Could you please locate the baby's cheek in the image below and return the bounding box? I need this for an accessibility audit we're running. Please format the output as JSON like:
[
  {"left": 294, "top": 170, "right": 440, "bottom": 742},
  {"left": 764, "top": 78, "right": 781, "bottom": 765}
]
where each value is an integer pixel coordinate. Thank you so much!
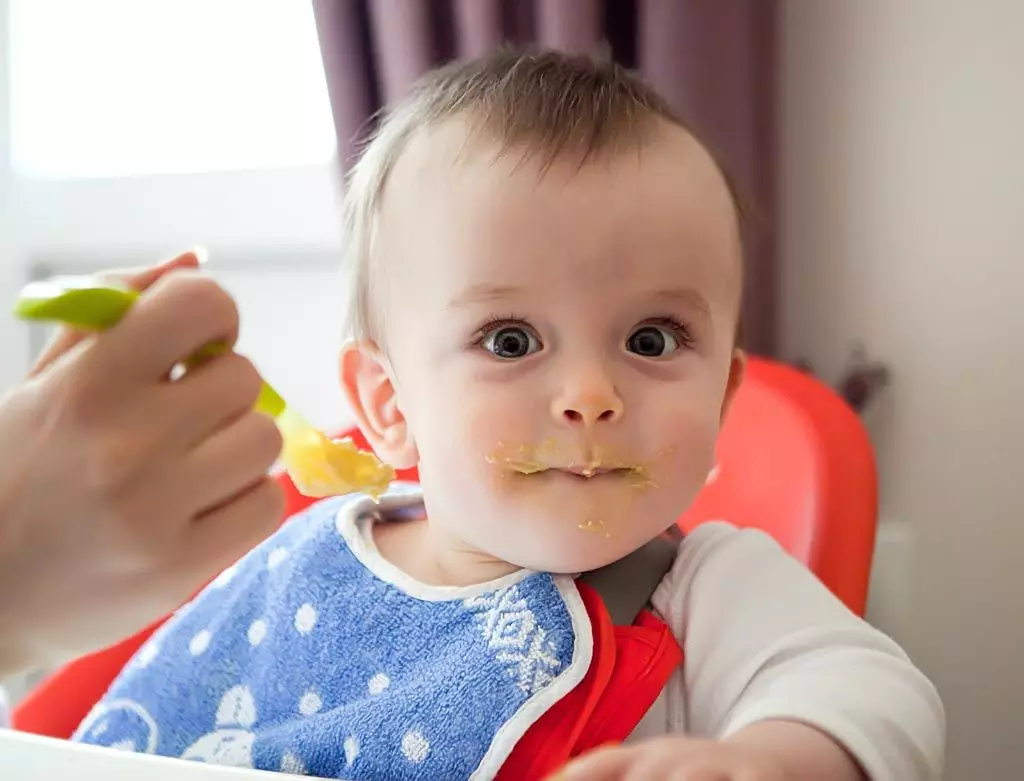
[
  {"left": 459, "top": 394, "right": 533, "bottom": 457},
  {"left": 414, "top": 400, "right": 515, "bottom": 493},
  {"left": 656, "top": 414, "right": 720, "bottom": 491}
]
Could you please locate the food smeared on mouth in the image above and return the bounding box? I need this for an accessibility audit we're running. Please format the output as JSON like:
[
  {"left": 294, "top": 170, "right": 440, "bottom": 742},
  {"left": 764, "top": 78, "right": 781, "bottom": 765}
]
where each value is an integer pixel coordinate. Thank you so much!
[{"left": 486, "top": 440, "right": 663, "bottom": 538}]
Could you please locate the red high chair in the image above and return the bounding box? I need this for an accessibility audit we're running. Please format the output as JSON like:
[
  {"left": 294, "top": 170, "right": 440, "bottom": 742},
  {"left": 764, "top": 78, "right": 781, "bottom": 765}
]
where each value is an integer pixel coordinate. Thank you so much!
[{"left": 12, "top": 357, "right": 878, "bottom": 741}]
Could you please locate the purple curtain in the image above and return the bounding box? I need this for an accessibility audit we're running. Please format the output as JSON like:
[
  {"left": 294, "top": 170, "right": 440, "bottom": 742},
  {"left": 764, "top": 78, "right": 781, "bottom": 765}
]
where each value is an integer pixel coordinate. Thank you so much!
[{"left": 312, "top": 0, "right": 778, "bottom": 356}]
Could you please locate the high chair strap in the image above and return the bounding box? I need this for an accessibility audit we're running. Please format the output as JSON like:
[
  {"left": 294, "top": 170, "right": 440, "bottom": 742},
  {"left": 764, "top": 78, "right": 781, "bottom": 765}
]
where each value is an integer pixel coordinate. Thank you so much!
[
  {"left": 496, "top": 582, "right": 685, "bottom": 780},
  {"left": 578, "top": 526, "right": 683, "bottom": 625}
]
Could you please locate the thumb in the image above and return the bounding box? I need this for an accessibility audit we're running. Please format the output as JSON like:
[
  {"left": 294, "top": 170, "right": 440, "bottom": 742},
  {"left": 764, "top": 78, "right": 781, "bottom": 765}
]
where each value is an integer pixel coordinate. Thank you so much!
[{"left": 28, "top": 248, "right": 206, "bottom": 378}]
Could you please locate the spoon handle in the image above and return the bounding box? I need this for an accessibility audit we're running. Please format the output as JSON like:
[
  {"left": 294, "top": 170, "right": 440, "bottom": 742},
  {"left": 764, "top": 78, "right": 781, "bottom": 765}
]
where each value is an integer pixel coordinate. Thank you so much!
[{"left": 16, "top": 275, "right": 289, "bottom": 418}]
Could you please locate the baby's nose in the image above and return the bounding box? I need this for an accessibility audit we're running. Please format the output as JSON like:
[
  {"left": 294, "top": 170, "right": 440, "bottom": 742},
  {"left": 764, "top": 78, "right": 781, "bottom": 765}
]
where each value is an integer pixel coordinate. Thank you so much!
[{"left": 553, "top": 388, "right": 624, "bottom": 428}]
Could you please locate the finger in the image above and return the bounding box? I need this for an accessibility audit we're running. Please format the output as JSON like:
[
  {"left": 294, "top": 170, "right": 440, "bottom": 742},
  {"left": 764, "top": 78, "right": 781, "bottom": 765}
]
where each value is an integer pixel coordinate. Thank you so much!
[
  {"left": 183, "top": 410, "right": 284, "bottom": 515},
  {"left": 88, "top": 270, "right": 240, "bottom": 382},
  {"left": 29, "top": 249, "right": 204, "bottom": 377},
  {"left": 160, "top": 352, "right": 265, "bottom": 450},
  {"left": 95, "top": 246, "right": 206, "bottom": 290},
  {"left": 554, "top": 745, "right": 635, "bottom": 780},
  {"left": 667, "top": 770, "right": 731, "bottom": 781},
  {"left": 183, "top": 476, "right": 286, "bottom": 577}
]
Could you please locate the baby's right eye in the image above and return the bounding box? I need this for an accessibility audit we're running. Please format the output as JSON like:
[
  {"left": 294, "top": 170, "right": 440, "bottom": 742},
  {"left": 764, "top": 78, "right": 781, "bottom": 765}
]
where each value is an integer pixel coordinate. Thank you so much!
[{"left": 480, "top": 323, "right": 542, "bottom": 359}]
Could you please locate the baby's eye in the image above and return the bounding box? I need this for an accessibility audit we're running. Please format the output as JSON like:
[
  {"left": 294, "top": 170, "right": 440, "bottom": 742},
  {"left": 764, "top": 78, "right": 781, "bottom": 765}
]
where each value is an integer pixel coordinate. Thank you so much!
[
  {"left": 481, "top": 324, "right": 542, "bottom": 359},
  {"left": 626, "top": 324, "right": 681, "bottom": 358}
]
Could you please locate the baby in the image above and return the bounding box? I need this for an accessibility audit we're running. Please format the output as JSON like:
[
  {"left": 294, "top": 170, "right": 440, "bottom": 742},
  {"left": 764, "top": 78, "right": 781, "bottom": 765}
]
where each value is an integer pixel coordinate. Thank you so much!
[{"left": 72, "top": 49, "right": 945, "bottom": 780}]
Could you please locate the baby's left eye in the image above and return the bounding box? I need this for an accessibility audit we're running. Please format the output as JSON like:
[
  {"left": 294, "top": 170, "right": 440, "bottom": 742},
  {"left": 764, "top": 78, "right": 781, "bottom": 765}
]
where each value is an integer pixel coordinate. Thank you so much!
[{"left": 626, "top": 325, "right": 680, "bottom": 358}]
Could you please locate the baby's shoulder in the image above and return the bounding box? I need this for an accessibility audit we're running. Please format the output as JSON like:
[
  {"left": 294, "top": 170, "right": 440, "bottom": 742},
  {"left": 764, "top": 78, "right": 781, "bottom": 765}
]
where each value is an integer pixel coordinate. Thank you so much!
[{"left": 652, "top": 520, "right": 795, "bottom": 609}]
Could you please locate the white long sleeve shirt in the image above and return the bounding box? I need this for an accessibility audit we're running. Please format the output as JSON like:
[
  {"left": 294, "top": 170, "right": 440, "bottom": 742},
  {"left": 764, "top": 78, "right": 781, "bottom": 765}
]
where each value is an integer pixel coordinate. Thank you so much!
[{"left": 630, "top": 521, "right": 945, "bottom": 780}]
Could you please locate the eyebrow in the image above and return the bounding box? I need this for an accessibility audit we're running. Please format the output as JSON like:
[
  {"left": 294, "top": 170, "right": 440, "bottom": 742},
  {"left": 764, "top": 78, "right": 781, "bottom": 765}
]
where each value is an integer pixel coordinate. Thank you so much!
[
  {"left": 653, "top": 287, "right": 712, "bottom": 319},
  {"left": 447, "top": 283, "right": 525, "bottom": 309}
]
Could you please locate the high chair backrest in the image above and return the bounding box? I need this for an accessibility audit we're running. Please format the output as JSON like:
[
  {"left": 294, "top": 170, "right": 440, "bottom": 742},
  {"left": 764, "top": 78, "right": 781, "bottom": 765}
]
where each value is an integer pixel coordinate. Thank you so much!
[
  {"left": 678, "top": 357, "right": 878, "bottom": 615},
  {"left": 12, "top": 357, "right": 877, "bottom": 739}
]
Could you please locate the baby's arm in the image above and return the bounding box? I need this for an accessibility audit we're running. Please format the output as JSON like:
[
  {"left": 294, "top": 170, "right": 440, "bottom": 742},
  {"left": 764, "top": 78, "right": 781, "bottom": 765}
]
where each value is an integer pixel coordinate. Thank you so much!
[
  {"left": 654, "top": 522, "right": 944, "bottom": 781},
  {"left": 727, "top": 719, "right": 866, "bottom": 780}
]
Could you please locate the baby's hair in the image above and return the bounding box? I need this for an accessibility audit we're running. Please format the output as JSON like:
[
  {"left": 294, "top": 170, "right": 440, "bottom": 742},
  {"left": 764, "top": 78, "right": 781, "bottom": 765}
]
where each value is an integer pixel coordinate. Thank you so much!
[{"left": 339, "top": 46, "right": 746, "bottom": 344}]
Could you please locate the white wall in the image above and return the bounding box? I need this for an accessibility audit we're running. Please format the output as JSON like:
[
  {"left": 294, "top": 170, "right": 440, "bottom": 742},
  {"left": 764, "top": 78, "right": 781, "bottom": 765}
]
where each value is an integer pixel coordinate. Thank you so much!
[{"left": 781, "top": 2, "right": 1024, "bottom": 778}]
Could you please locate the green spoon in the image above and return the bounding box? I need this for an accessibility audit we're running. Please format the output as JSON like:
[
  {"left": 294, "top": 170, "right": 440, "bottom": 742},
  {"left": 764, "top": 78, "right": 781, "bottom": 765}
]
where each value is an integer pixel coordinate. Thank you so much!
[{"left": 15, "top": 275, "right": 395, "bottom": 499}]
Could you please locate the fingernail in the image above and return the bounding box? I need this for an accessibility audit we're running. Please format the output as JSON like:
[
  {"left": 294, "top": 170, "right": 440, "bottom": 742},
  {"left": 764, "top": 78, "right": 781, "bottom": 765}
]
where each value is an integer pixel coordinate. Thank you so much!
[{"left": 192, "top": 245, "right": 209, "bottom": 265}]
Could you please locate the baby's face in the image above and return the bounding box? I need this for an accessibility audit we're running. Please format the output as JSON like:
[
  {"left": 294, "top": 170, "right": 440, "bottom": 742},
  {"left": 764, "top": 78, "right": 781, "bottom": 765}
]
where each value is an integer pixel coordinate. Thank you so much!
[{"left": 370, "top": 119, "right": 744, "bottom": 573}]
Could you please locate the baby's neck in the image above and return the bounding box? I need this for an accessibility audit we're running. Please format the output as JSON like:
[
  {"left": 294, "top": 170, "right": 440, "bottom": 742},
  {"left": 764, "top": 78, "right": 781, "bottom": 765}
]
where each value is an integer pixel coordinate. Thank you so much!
[{"left": 372, "top": 515, "right": 522, "bottom": 587}]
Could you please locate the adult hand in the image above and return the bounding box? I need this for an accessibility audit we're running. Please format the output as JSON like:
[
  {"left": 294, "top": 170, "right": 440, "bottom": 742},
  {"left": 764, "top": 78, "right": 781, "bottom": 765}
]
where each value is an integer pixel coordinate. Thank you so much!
[{"left": 0, "top": 251, "right": 284, "bottom": 677}]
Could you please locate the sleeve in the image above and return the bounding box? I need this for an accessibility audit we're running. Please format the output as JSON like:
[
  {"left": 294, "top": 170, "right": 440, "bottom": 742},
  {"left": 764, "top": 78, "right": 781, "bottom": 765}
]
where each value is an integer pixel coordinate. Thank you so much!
[{"left": 651, "top": 522, "right": 945, "bottom": 781}]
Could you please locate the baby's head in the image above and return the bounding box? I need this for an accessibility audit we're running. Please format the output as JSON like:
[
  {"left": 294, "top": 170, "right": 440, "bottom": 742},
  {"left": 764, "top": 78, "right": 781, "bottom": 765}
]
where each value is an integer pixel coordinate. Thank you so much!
[{"left": 339, "top": 48, "right": 746, "bottom": 574}]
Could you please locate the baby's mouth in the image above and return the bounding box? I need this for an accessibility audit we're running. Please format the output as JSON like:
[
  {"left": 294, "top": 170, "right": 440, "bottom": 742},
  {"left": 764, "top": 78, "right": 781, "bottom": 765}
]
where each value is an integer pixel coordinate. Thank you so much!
[
  {"left": 501, "top": 460, "right": 636, "bottom": 481},
  {"left": 487, "top": 442, "right": 657, "bottom": 491},
  {"left": 555, "top": 464, "right": 627, "bottom": 479}
]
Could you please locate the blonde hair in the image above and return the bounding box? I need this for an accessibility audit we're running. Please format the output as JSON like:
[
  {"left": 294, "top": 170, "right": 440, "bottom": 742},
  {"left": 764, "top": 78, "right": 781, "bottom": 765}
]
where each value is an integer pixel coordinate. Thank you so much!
[{"left": 339, "top": 47, "right": 742, "bottom": 343}]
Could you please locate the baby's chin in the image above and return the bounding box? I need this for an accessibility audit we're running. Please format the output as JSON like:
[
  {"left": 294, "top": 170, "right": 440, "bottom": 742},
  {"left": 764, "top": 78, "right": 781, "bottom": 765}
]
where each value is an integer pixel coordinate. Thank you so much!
[
  {"left": 486, "top": 519, "right": 666, "bottom": 576},
  {"left": 426, "top": 467, "right": 697, "bottom": 573}
]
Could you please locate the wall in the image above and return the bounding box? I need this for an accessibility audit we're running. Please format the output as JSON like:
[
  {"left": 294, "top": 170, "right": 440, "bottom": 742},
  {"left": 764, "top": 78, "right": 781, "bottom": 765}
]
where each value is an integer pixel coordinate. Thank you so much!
[{"left": 780, "top": 2, "right": 1024, "bottom": 778}]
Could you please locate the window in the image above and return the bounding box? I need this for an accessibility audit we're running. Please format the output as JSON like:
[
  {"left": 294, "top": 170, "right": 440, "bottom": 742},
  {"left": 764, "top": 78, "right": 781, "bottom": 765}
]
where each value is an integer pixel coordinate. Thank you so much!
[
  {"left": 9, "top": 0, "right": 336, "bottom": 179},
  {"left": 3, "top": 0, "right": 347, "bottom": 407}
]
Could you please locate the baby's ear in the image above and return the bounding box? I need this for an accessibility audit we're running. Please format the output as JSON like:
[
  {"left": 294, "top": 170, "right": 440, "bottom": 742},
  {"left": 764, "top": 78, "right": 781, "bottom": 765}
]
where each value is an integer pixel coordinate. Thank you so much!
[
  {"left": 339, "top": 341, "right": 418, "bottom": 470},
  {"left": 720, "top": 348, "right": 747, "bottom": 426}
]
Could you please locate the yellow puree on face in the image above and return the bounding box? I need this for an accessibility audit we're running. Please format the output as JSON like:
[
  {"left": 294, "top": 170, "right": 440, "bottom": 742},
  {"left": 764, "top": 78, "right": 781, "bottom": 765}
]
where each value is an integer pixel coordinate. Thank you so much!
[{"left": 485, "top": 440, "right": 661, "bottom": 538}]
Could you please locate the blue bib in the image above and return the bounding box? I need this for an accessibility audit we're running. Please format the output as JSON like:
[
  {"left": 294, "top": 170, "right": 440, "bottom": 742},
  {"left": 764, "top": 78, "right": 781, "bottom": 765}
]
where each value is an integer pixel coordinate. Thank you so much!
[{"left": 73, "top": 490, "right": 593, "bottom": 780}]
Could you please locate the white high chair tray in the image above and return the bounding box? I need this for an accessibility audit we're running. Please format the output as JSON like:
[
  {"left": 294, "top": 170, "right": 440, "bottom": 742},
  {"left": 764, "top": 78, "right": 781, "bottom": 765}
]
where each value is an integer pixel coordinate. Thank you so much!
[{"left": 0, "top": 730, "right": 304, "bottom": 780}]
